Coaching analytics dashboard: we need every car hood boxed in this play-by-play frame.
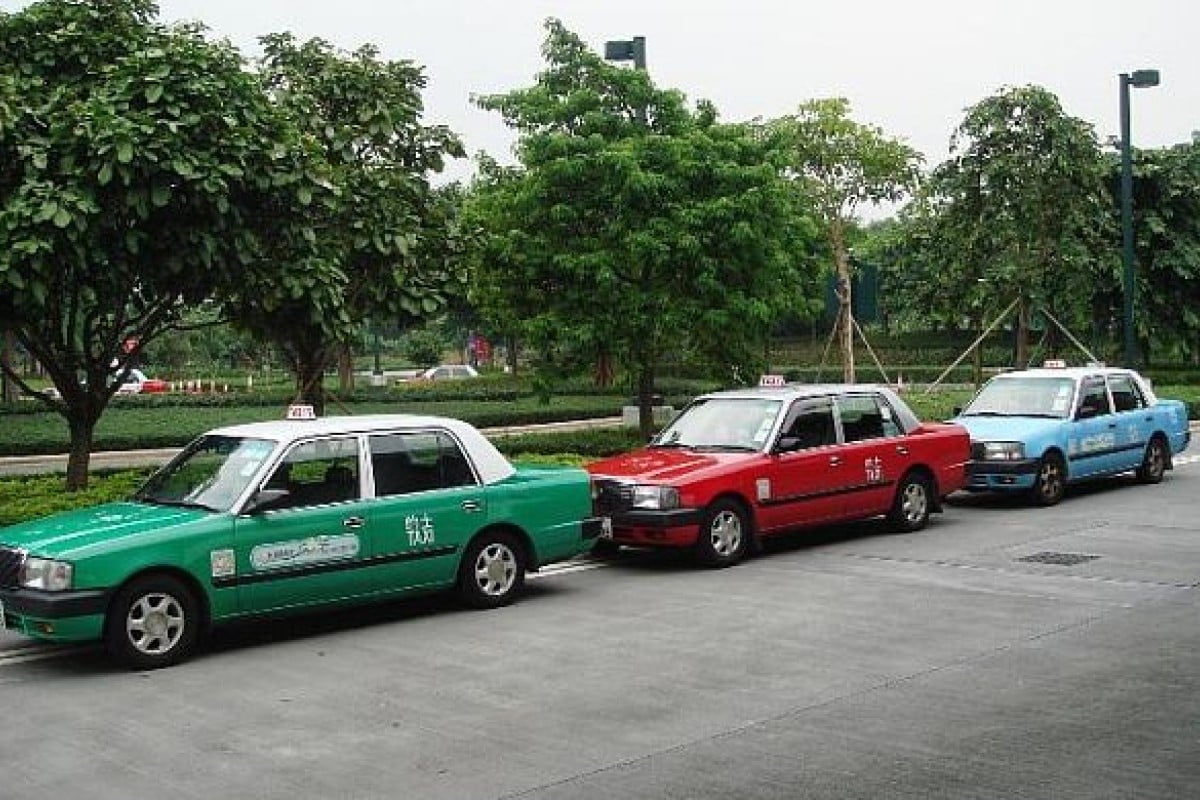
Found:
[587,447,759,484]
[0,502,212,559]
[952,415,1064,442]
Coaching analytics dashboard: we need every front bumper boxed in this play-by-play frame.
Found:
[965,458,1040,491]
[580,516,610,540]
[0,587,109,642]
[605,508,702,548]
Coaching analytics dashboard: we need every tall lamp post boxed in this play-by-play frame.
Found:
[1119,68,1160,367]
[603,36,646,70]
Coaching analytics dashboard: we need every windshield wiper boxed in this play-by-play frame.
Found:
[961,410,1010,417]
[691,444,759,452]
[137,497,217,512]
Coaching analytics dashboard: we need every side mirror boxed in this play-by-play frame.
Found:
[1076,406,1097,420]
[774,436,802,454]
[951,406,963,417]
[242,488,289,515]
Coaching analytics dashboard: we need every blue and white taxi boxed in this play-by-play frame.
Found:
[953,365,1190,505]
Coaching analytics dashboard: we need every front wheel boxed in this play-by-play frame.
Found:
[1136,436,1168,484]
[1031,452,1066,506]
[105,574,200,670]
[458,531,526,609]
[694,499,750,568]
[889,473,931,532]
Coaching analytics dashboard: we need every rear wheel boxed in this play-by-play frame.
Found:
[694,499,750,568]
[458,531,526,609]
[1136,436,1168,484]
[1031,452,1066,506]
[889,472,931,532]
[105,574,200,670]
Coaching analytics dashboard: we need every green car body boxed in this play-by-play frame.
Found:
[0,414,603,668]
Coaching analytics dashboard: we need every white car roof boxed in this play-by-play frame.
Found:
[207,414,516,484]
[986,367,1158,403]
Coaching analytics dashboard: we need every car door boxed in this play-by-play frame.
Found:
[1066,377,1119,478]
[1107,373,1153,471]
[233,435,375,614]
[365,430,483,591]
[757,397,846,533]
[833,393,910,518]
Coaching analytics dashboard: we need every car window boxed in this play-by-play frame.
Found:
[262,437,361,510]
[779,398,837,449]
[1108,374,1145,412]
[1076,379,1113,418]
[837,394,899,442]
[369,431,477,496]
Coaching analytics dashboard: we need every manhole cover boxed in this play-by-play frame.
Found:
[1017,551,1100,567]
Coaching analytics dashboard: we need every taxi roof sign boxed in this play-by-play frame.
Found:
[759,374,786,388]
[1042,359,1067,369]
[286,404,317,420]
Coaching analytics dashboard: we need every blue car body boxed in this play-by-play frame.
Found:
[952,367,1190,504]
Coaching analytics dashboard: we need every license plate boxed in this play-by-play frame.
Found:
[600,517,613,539]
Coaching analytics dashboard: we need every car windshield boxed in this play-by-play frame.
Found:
[961,377,1076,419]
[134,435,278,513]
[652,397,783,451]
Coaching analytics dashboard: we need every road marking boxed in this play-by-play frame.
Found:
[1175,454,1200,467]
[0,643,90,667]
[530,559,608,580]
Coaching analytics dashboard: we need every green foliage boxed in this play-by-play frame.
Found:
[467,19,818,435]
[894,86,1111,360]
[0,0,326,488]
[233,34,466,410]
[0,469,152,528]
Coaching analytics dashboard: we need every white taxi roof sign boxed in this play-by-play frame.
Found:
[759,374,786,388]
[1042,360,1067,369]
[286,404,317,420]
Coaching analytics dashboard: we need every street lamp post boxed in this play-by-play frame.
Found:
[1119,68,1160,367]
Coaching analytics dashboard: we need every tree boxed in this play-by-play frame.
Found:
[767,99,922,382]
[230,34,465,413]
[0,0,325,488]
[1122,140,1200,363]
[469,20,817,436]
[911,86,1112,365]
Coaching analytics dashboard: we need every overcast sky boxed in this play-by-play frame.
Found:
[7,1,1198,206]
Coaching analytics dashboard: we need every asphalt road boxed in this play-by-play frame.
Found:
[2,457,1199,799]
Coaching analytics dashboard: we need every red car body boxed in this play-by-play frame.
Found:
[587,385,970,566]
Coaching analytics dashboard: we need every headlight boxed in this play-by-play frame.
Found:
[20,557,74,591]
[631,485,680,510]
[979,442,1025,461]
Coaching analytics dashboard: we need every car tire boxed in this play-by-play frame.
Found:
[694,499,750,568]
[458,531,526,609]
[889,472,931,532]
[105,574,200,670]
[1136,436,1168,484]
[1031,452,1066,506]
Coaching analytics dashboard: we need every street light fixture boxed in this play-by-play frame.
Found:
[604,36,646,70]
[1119,68,1160,367]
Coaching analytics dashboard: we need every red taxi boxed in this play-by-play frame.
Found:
[587,385,970,566]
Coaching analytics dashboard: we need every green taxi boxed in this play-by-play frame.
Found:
[0,414,604,668]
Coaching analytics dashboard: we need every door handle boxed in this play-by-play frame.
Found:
[461,499,482,513]
[1107,423,1118,429]
[828,456,842,466]
[342,516,364,529]
[895,445,909,455]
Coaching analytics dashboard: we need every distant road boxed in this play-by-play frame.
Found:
[0,416,625,477]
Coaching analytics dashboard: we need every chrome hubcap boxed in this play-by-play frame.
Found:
[902,483,927,523]
[126,592,185,656]
[474,543,517,596]
[710,511,743,557]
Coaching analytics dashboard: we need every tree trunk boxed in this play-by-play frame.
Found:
[595,349,614,389]
[506,336,518,375]
[636,359,657,441]
[831,223,855,383]
[1014,296,1031,368]
[1,330,17,403]
[337,345,354,393]
[65,412,97,491]
[296,358,327,417]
